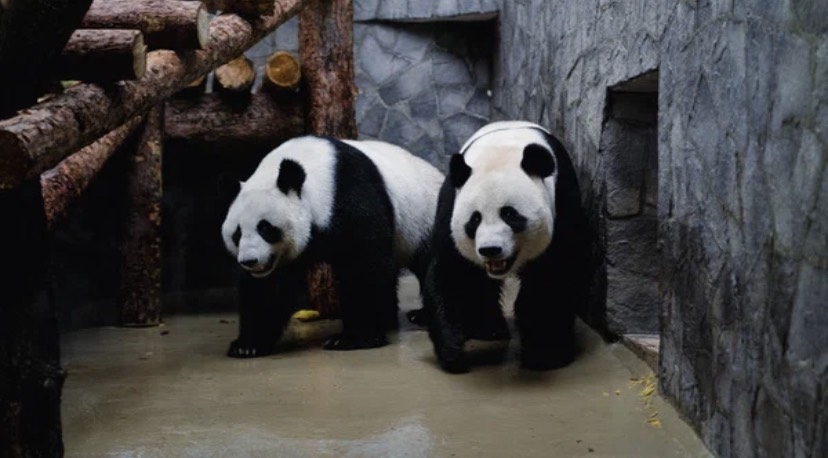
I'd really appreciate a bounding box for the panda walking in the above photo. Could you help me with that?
[221,136,443,357]
[421,121,590,373]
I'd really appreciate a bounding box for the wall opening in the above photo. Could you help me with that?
[600,70,660,345]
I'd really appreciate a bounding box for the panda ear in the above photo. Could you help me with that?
[521,143,556,178]
[449,154,472,188]
[276,159,306,196]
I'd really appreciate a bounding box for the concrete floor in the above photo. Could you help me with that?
[62,277,711,457]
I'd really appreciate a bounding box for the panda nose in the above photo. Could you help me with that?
[478,246,502,258]
[239,258,258,268]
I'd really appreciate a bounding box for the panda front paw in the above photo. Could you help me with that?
[436,347,469,374]
[227,339,274,358]
[323,333,388,351]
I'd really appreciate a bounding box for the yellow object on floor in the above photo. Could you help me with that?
[293,309,321,322]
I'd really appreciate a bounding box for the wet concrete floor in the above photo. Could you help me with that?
[62,277,711,457]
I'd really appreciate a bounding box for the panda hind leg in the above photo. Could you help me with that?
[323,257,397,351]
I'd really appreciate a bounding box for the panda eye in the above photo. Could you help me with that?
[500,206,528,233]
[465,211,482,239]
[231,226,241,246]
[257,220,283,244]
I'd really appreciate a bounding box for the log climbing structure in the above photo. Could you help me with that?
[0,0,354,455]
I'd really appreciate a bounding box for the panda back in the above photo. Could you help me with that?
[342,140,444,259]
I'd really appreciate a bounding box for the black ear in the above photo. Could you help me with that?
[449,154,472,188]
[276,159,306,196]
[521,143,556,178]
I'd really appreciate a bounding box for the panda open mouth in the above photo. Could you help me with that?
[246,256,277,278]
[483,254,517,277]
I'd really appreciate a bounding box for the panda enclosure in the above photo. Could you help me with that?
[0,0,353,454]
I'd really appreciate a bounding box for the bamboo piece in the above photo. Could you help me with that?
[81,0,210,50]
[58,29,147,82]
[0,0,308,190]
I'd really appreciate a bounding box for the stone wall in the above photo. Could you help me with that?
[492,1,827,457]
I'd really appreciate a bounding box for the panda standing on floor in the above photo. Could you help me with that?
[421,121,590,373]
[221,136,443,358]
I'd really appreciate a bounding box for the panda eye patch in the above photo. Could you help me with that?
[231,226,241,246]
[257,220,283,244]
[500,206,528,233]
[465,211,482,239]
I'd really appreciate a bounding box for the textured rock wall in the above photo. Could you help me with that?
[492,0,827,457]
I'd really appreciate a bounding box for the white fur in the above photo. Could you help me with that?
[222,137,443,276]
[450,122,558,279]
[343,139,443,262]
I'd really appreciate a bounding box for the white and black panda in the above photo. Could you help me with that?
[420,121,590,373]
[221,135,443,358]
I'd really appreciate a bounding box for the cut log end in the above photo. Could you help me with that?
[214,56,256,93]
[196,4,211,48]
[0,133,29,190]
[60,29,147,82]
[264,51,301,93]
[133,33,148,79]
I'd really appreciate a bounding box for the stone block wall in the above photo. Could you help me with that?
[492,0,827,457]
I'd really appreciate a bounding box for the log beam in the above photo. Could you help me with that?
[81,0,210,50]
[41,116,144,228]
[58,29,147,83]
[165,93,304,147]
[120,106,163,327]
[0,0,308,190]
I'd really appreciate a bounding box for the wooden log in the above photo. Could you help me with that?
[0,181,63,458]
[0,0,308,190]
[262,51,301,94]
[120,105,163,327]
[58,29,147,83]
[81,0,210,50]
[299,0,356,316]
[214,55,256,94]
[0,0,94,119]
[165,92,304,147]
[299,0,356,138]
[203,0,274,17]
[174,74,207,98]
[41,115,144,228]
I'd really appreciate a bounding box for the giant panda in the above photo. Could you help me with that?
[221,135,443,358]
[421,121,590,373]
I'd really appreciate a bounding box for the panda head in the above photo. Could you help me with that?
[221,158,310,278]
[449,143,557,279]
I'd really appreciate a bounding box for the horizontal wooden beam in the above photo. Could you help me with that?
[0,0,308,190]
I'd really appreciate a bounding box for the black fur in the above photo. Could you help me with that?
[231,226,241,246]
[449,154,472,188]
[256,220,283,244]
[500,206,527,233]
[276,158,306,196]
[229,137,426,358]
[421,131,589,373]
[521,143,556,178]
[464,211,481,239]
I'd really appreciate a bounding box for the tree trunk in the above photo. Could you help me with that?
[203,0,274,17]
[0,180,63,458]
[262,51,301,94]
[120,105,164,327]
[299,0,356,317]
[81,0,210,50]
[41,115,144,228]
[165,93,304,147]
[299,0,356,138]
[0,0,94,118]
[0,0,309,190]
[214,55,256,94]
[58,29,147,83]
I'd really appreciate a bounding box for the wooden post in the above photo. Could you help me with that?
[299,0,356,138]
[0,180,63,457]
[299,0,356,317]
[120,105,163,326]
